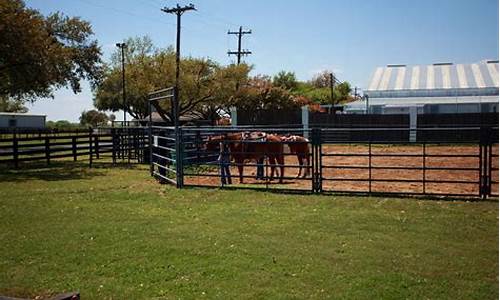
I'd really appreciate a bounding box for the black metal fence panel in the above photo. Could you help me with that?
[178,127,314,192]
[151,126,498,199]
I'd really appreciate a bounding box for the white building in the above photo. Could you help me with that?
[0,112,46,128]
[346,60,499,114]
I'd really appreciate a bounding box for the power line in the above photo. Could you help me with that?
[75,0,176,27]
[227,26,252,65]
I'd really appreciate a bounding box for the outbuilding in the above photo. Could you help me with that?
[346,60,499,114]
[0,112,46,129]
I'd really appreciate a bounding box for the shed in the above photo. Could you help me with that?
[0,112,46,128]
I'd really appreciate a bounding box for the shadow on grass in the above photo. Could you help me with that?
[0,160,144,183]
[183,184,499,202]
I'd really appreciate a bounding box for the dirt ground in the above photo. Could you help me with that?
[184,144,499,197]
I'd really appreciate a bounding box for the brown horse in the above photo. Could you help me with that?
[281,135,310,178]
[206,132,285,183]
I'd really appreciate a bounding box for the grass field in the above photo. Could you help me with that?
[0,161,498,299]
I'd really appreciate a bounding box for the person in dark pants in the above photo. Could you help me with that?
[256,157,265,180]
[219,141,232,185]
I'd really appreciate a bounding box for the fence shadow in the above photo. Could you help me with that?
[0,161,107,183]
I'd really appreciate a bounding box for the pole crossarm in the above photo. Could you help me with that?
[161,3,196,15]
[227,50,252,55]
[227,26,252,64]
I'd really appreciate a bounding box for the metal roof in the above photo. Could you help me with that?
[0,112,46,117]
[366,60,499,93]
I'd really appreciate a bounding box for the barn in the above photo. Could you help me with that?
[346,60,499,114]
[0,112,46,129]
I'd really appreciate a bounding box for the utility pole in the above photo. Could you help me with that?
[227,26,252,64]
[329,73,335,105]
[161,3,195,188]
[116,42,129,163]
[161,3,196,128]
[116,43,127,127]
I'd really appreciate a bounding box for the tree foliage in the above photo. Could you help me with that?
[79,109,111,127]
[230,76,312,115]
[310,70,335,88]
[0,0,102,103]
[0,96,27,113]
[94,36,250,124]
[272,71,298,90]
[46,120,82,130]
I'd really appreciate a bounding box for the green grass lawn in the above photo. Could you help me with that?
[0,161,498,299]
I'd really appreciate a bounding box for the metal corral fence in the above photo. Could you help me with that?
[150,125,498,199]
[0,127,148,167]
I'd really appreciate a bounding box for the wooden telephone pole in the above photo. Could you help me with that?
[227,26,252,64]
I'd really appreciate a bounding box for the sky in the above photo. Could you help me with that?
[25,0,499,121]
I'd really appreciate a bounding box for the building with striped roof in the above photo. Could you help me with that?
[347,60,499,114]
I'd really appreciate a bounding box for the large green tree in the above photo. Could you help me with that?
[230,75,310,115]
[94,36,250,124]
[272,71,298,90]
[0,0,102,106]
[79,109,112,127]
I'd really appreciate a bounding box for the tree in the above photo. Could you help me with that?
[292,80,353,105]
[230,75,308,115]
[79,109,110,127]
[94,36,250,124]
[0,96,27,113]
[310,70,335,88]
[46,120,81,130]
[0,0,102,103]
[272,71,298,90]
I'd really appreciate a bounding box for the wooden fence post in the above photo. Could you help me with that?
[95,134,100,159]
[89,128,93,168]
[45,136,50,165]
[72,137,77,161]
[13,129,18,168]
[111,127,116,165]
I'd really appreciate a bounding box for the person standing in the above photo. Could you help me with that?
[219,140,232,185]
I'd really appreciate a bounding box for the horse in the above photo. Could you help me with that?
[205,132,285,183]
[280,135,310,178]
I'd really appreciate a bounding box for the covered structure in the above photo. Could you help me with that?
[346,60,499,114]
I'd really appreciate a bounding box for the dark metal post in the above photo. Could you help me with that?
[478,142,483,198]
[311,128,322,193]
[488,140,492,197]
[364,95,369,114]
[422,142,426,194]
[149,101,153,176]
[368,142,372,194]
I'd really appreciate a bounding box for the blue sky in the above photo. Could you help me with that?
[26,0,499,121]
